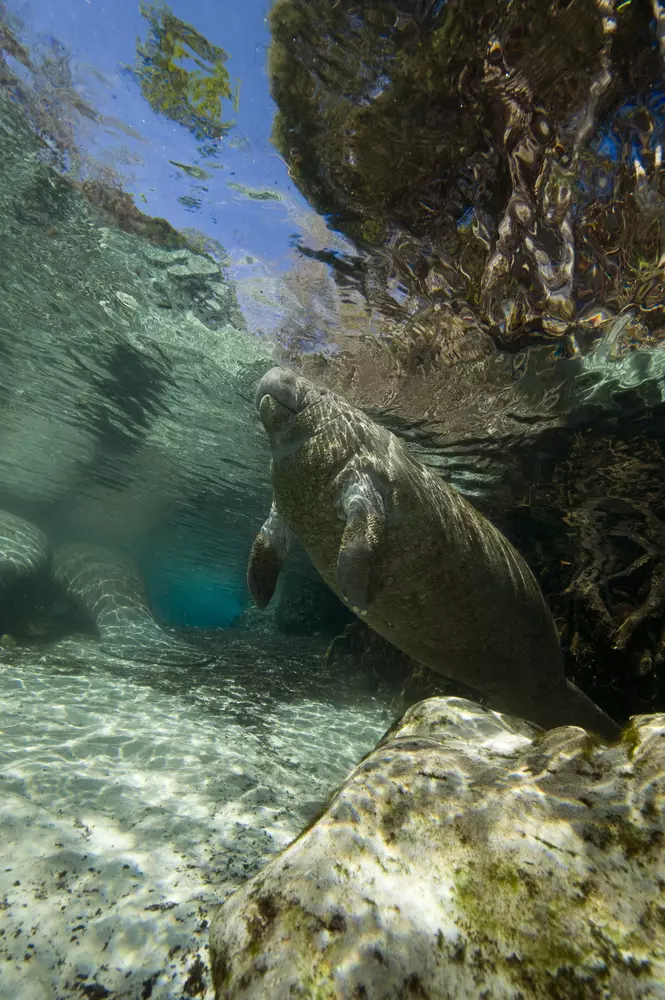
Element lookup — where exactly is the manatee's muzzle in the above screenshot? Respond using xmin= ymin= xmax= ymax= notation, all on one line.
xmin=255 ymin=367 xmax=303 ymax=415
xmin=258 ymin=392 xmax=295 ymax=433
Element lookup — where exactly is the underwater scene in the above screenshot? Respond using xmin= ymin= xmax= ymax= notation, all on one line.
xmin=1 ymin=0 xmax=665 ymax=997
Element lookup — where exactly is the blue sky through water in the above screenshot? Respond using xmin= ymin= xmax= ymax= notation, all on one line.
xmin=7 ymin=0 xmax=318 ymax=278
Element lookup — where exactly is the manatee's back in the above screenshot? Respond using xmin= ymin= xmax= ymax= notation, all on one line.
xmin=275 ymin=402 xmax=561 ymax=698
xmin=272 ymin=402 xmax=619 ymax=737
xmin=369 ymin=454 xmax=622 ymax=738
xmin=369 ymin=444 xmax=565 ymax=707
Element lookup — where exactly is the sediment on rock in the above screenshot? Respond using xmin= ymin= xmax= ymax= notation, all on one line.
xmin=210 ymin=696 xmax=665 ymax=1000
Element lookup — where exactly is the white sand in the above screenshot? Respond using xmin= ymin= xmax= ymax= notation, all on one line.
xmin=0 ymin=637 xmax=393 ymax=999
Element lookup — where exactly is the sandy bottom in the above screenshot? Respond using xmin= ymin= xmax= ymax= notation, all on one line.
xmin=0 ymin=632 xmax=395 ymax=999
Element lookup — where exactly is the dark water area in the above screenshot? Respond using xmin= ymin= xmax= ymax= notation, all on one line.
xmin=1 ymin=0 xmax=665 ymax=997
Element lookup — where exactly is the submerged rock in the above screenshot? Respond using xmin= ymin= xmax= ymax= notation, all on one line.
xmin=0 ymin=501 xmax=210 ymax=661
xmin=210 ymin=697 xmax=665 ymax=999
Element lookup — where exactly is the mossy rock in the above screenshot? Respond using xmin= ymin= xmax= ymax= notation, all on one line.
xmin=210 ymin=698 xmax=665 ymax=998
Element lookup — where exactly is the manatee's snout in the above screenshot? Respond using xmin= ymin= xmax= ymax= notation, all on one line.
xmin=255 ymin=368 xmax=328 ymax=439
xmin=255 ymin=367 xmax=306 ymax=415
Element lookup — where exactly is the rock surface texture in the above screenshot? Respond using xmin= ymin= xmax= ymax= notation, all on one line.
xmin=210 ymin=697 xmax=665 ymax=999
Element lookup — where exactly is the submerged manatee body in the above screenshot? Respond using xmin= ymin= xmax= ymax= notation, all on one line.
xmin=53 ymin=543 xmax=207 ymax=666
xmin=248 ymin=367 xmax=619 ymax=740
xmin=0 ymin=509 xmax=49 ymax=583
xmin=0 ymin=506 xmax=206 ymax=665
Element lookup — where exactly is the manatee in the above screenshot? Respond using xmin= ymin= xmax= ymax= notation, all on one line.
xmin=52 ymin=543 xmax=206 ymax=665
xmin=0 ymin=509 xmax=49 ymax=583
xmin=248 ymin=367 xmax=620 ymax=740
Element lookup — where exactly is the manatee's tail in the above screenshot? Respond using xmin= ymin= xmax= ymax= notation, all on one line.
xmin=536 ymin=680 xmax=620 ymax=742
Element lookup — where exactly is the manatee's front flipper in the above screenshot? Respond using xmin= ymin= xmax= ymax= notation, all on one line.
xmin=337 ymin=472 xmax=385 ymax=613
xmin=247 ymin=502 xmax=293 ymax=609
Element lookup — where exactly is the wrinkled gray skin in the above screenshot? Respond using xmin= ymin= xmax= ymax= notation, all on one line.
xmin=52 ymin=543 xmax=205 ymax=665
xmin=249 ymin=367 xmax=620 ymax=740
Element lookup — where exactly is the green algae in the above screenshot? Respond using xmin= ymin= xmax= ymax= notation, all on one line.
xmin=453 ymin=854 xmax=600 ymax=995
xmin=452 ymin=841 xmax=663 ymax=998
xmin=621 ymin=720 xmax=642 ymax=760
